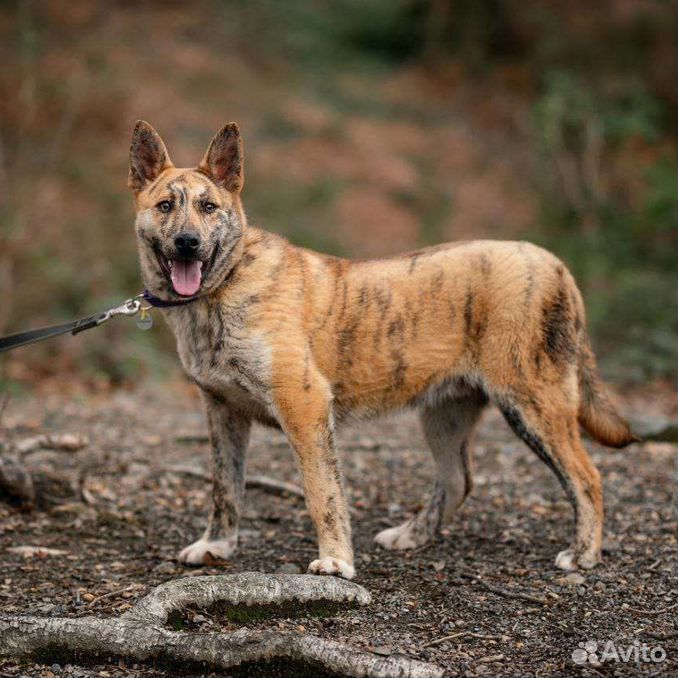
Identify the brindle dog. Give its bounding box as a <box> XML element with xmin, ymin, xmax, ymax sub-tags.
<box><xmin>129</xmin><ymin>121</ymin><xmax>637</xmax><ymax>579</ymax></box>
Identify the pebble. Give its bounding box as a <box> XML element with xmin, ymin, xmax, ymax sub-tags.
<box><xmin>277</xmin><ymin>563</ymin><xmax>301</xmax><ymax>574</ymax></box>
<box><xmin>559</xmin><ymin>572</ymin><xmax>586</xmax><ymax>586</ymax></box>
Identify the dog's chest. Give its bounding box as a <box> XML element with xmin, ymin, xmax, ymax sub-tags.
<box><xmin>166</xmin><ymin>303</ymin><xmax>272</xmax><ymax>406</ymax></box>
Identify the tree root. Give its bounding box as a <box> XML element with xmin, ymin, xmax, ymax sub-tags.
<box><xmin>0</xmin><ymin>458</ymin><xmax>307</xmax><ymax>511</ymax></box>
<box><xmin>0</xmin><ymin>434</ymin><xmax>88</xmax><ymax>509</ymax></box>
<box><xmin>245</xmin><ymin>473</ymin><xmax>306</xmax><ymax>499</ymax></box>
<box><xmin>0</xmin><ymin>573</ymin><xmax>444</xmax><ymax>678</ymax></box>
<box><xmin>0</xmin><ymin>450</ymin><xmax>75</xmax><ymax>510</ymax></box>
<box><xmin>0</xmin><ymin>450</ymin><xmax>35</xmax><ymax>506</ymax></box>
<box><xmin>161</xmin><ymin>464</ymin><xmax>306</xmax><ymax>499</ymax></box>
<box><xmin>126</xmin><ymin>572</ymin><xmax>372</xmax><ymax>624</ymax></box>
<box><xmin>459</xmin><ymin>571</ymin><xmax>546</xmax><ymax>605</ymax></box>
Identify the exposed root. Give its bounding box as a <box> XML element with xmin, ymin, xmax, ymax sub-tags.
<box><xmin>0</xmin><ymin>434</ymin><xmax>88</xmax><ymax>509</ymax></box>
<box><xmin>0</xmin><ymin>450</ymin><xmax>75</xmax><ymax>510</ymax></box>
<box><xmin>0</xmin><ymin>450</ymin><xmax>35</xmax><ymax>506</ymax></box>
<box><xmin>125</xmin><ymin>572</ymin><xmax>372</xmax><ymax>624</ymax></box>
<box><xmin>0</xmin><ymin>453</ymin><xmax>308</xmax><ymax>512</ymax></box>
<box><xmin>0</xmin><ymin>573</ymin><xmax>444</xmax><ymax>678</ymax></box>
<box><xmin>459</xmin><ymin>571</ymin><xmax>547</xmax><ymax>605</ymax></box>
<box><xmin>161</xmin><ymin>464</ymin><xmax>306</xmax><ymax>498</ymax></box>
<box><xmin>245</xmin><ymin>474</ymin><xmax>305</xmax><ymax>499</ymax></box>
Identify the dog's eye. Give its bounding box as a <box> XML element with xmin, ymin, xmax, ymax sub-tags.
<box><xmin>157</xmin><ymin>200</ymin><xmax>173</xmax><ymax>213</ymax></box>
<box><xmin>204</xmin><ymin>202</ymin><xmax>218</xmax><ymax>214</ymax></box>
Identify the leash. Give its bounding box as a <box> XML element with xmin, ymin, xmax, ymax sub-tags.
<box><xmin>0</xmin><ymin>290</ymin><xmax>197</xmax><ymax>354</ymax></box>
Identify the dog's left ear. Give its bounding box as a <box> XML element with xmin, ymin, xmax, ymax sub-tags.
<box><xmin>199</xmin><ymin>123</ymin><xmax>244</xmax><ymax>193</ymax></box>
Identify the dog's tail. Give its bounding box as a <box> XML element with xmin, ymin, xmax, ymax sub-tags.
<box><xmin>577</xmin><ymin>336</ymin><xmax>639</xmax><ymax>448</ymax></box>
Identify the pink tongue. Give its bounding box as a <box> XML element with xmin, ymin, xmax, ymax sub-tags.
<box><xmin>170</xmin><ymin>260</ymin><xmax>202</xmax><ymax>296</ymax></box>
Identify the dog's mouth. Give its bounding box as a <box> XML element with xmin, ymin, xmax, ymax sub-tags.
<box><xmin>155</xmin><ymin>247</ymin><xmax>219</xmax><ymax>297</ymax></box>
<box><xmin>168</xmin><ymin>259</ymin><xmax>203</xmax><ymax>296</ymax></box>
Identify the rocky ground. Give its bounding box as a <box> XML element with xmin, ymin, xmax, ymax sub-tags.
<box><xmin>0</xmin><ymin>380</ymin><xmax>675</xmax><ymax>677</ymax></box>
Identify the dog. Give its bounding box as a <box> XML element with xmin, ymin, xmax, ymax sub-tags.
<box><xmin>128</xmin><ymin>121</ymin><xmax>637</xmax><ymax>580</ymax></box>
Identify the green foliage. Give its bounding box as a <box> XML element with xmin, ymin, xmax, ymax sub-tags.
<box><xmin>532</xmin><ymin>71</ymin><xmax>676</xmax><ymax>380</ymax></box>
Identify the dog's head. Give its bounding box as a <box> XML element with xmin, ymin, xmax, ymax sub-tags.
<box><xmin>128</xmin><ymin>121</ymin><xmax>246</xmax><ymax>299</ymax></box>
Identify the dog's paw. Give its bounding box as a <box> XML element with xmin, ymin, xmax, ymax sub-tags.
<box><xmin>307</xmin><ymin>557</ymin><xmax>355</xmax><ymax>580</ymax></box>
<box><xmin>178</xmin><ymin>536</ymin><xmax>237</xmax><ymax>566</ymax></box>
<box><xmin>374</xmin><ymin>522</ymin><xmax>422</xmax><ymax>550</ymax></box>
<box><xmin>555</xmin><ymin>548</ymin><xmax>601</xmax><ymax>571</ymax></box>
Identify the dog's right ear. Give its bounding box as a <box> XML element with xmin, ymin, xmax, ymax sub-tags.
<box><xmin>128</xmin><ymin>121</ymin><xmax>173</xmax><ymax>192</ymax></box>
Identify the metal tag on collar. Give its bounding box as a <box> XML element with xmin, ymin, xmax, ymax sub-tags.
<box><xmin>136</xmin><ymin>305</ymin><xmax>153</xmax><ymax>330</ymax></box>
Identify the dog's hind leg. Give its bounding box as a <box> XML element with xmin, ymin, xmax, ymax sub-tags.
<box><xmin>496</xmin><ymin>388</ymin><xmax>603</xmax><ymax>570</ymax></box>
<box><xmin>179</xmin><ymin>392</ymin><xmax>251</xmax><ymax>565</ymax></box>
<box><xmin>374</xmin><ymin>390</ymin><xmax>486</xmax><ymax>550</ymax></box>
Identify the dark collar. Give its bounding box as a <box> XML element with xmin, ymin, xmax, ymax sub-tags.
<box><xmin>142</xmin><ymin>290</ymin><xmax>199</xmax><ymax>308</ymax></box>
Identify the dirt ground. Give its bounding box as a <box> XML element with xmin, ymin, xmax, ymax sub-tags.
<box><xmin>0</xmin><ymin>380</ymin><xmax>675</xmax><ymax>678</ymax></box>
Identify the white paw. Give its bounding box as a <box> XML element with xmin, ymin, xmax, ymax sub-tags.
<box><xmin>555</xmin><ymin>548</ymin><xmax>600</xmax><ymax>571</ymax></box>
<box><xmin>374</xmin><ymin>523</ymin><xmax>420</xmax><ymax>550</ymax></box>
<box><xmin>307</xmin><ymin>557</ymin><xmax>355</xmax><ymax>580</ymax></box>
<box><xmin>555</xmin><ymin>549</ymin><xmax>577</xmax><ymax>571</ymax></box>
<box><xmin>178</xmin><ymin>535</ymin><xmax>237</xmax><ymax>565</ymax></box>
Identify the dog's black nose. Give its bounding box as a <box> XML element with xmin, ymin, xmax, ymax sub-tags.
<box><xmin>174</xmin><ymin>231</ymin><xmax>201</xmax><ymax>257</ymax></box>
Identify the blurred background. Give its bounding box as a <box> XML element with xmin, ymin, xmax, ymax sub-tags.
<box><xmin>0</xmin><ymin>0</ymin><xmax>675</xmax><ymax>393</ymax></box>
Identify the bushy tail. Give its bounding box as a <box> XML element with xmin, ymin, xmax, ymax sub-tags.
<box><xmin>578</xmin><ymin>337</ymin><xmax>639</xmax><ymax>448</ymax></box>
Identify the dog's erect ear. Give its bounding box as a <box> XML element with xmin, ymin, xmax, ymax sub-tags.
<box><xmin>128</xmin><ymin>121</ymin><xmax>172</xmax><ymax>192</ymax></box>
<box><xmin>199</xmin><ymin>123</ymin><xmax>243</xmax><ymax>193</ymax></box>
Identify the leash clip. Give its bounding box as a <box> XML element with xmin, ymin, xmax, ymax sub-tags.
<box><xmin>96</xmin><ymin>295</ymin><xmax>143</xmax><ymax>326</ymax></box>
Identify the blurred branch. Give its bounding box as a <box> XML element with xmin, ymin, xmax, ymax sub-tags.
<box><xmin>0</xmin><ymin>135</ymin><xmax>11</xmax><ymax>338</ymax></box>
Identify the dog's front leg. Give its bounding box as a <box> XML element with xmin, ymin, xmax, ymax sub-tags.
<box><xmin>275</xmin><ymin>380</ymin><xmax>354</xmax><ymax>580</ymax></box>
<box><xmin>178</xmin><ymin>393</ymin><xmax>251</xmax><ymax>565</ymax></box>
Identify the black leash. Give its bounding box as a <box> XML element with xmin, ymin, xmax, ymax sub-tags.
<box><xmin>0</xmin><ymin>290</ymin><xmax>198</xmax><ymax>354</ymax></box>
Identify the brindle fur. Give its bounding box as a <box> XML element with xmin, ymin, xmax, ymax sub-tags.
<box><xmin>129</xmin><ymin>121</ymin><xmax>637</xmax><ymax>579</ymax></box>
